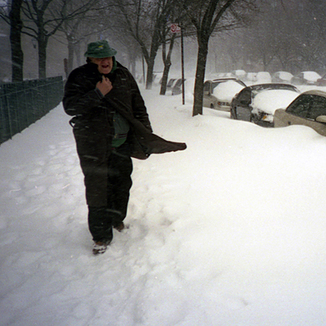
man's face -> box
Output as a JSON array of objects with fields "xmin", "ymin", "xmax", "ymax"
[{"xmin": 90, "ymin": 57, "xmax": 113, "ymax": 74}]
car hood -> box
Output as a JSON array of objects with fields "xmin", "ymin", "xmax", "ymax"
[{"xmin": 252, "ymin": 89, "xmax": 300, "ymax": 115}]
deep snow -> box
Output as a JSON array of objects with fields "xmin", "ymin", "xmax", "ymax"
[{"xmin": 1, "ymin": 86, "xmax": 326, "ymax": 325}]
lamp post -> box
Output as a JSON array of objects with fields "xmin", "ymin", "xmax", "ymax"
[{"xmin": 180, "ymin": 23, "xmax": 185, "ymax": 105}]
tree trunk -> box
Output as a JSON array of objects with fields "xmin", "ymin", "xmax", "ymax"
[
  {"xmin": 38, "ymin": 37, "xmax": 48, "ymax": 79},
  {"xmin": 160, "ymin": 34, "xmax": 176, "ymax": 95},
  {"xmin": 193, "ymin": 39, "xmax": 209, "ymax": 116},
  {"xmin": 75, "ymin": 43, "xmax": 82, "ymax": 67},
  {"xmin": 9, "ymin": 0, "xmax": 24, "ymax": 82},
  {"xmin": 144, "ymin": 19, "xmax": 162, "ymax": 90},
  {"xmin": 128, "ymin": 44, "xmax": 138, "ymax": 77},
  {"xmin": 146, "ymin": 58, "xmax": 155, "ymax": 89},
  {"xmin": 67, "ymin": 38, "xmax": 75, "ymax": 75}
]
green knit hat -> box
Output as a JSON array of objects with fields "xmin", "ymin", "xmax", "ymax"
[{"xmin": 84, "ymin": 40, "xmax": 117, "ymax": 58}]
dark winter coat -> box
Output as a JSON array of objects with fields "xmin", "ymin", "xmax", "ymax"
[{"xmin": 63, "ymin": 62, "xmax": 186, "ymax": 207}]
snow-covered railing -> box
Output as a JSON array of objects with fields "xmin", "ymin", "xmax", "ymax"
[{"xmin": 0, "ymin": 76, "xmax": 63, "ymax": 145}]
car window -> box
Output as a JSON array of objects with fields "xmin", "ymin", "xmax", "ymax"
[
  {"xmin": 286, "ymin": 94, "xmax": 311, "ymax": 118},
  {"xmin": 167, "ymin": 79, "xmax": 176, "ymax": 87},
  {"xmin": 237, "ymin": 90, "xmax": 251, "ymax": 105},
  {"xmin": 211, "ymin": 82, "xmax": 221, "ymax": 91},
  {"xmin": 287, "ymin": 94, "xmax": 326, "ymax": 120},
  {"xmin": 307, "ymin": 95, "xmax": 326, "ymax": 119},
  {"xmin": 174, "ymin": 79, "xmax": 184, "ymax": 87}
]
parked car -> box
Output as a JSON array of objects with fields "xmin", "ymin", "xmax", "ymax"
[
  {"xmin": 231, "ymin": 69, "xmax": 246, "ymax": 80},
  {"xmin": 165, "ymin": 78, "xmax": 186, "ymax": 95},
  {"xmin": 274, "ymin": 90, "xmax": 326, "ymax": 136},
  {"xmin": 153, "ymin": 72, "xmax": 163, "ymax": 86},
  {"xmin": 230, "ymin": 83, "xmax": 300, "ymax": 126},
  {"xmin": 256, "ymin": 71, "xmax": 272, "ymax": 83},
  {"xmin": 166, "ymin": 78, "xmax": 177, "ymax": 93},
  {"xmin": 203, "ymin": 77, "xmax": 246, "ymax": 111},
  {"xmin": 250, "ymin": 88, "xmax": 300, "ymax": 127},
  {"xmin": 244, "ymin": 72, "xmax": 257, "ymax": 84},
  {"xmin": 172, "ymin": 78, "xmax": 186, "ymax": 95},
  {"xmin": 316, "ymin": 73, "xmax": 326, "ymax": 86},
  {"xmin": 291, "ymin": 71, "xmax": 321, "ymax": 85},
  {"xmin": 272, "ymin": 71, "xmax": 293, "ymax": 84}
]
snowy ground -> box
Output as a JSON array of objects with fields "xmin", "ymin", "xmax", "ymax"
[{"xmin": 1, "ymin": 86, "xmax": 326, "ymax": 325}]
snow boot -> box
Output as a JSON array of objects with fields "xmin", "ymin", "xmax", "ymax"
[
  {"xmin": 114, "ymin": 222, "xmax": 126, "ymax": 232},
  {"xmin": 92, "ymin": 241, "xmax": 109, "ymax": 255}
]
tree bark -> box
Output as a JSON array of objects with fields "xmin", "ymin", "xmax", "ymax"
[
  {"xmin": 193, "ymin": 39, "xmax": 209, "ymax": 116},
  {"xmin": 145, "ymin": 57, "xmax": 155, "ymax": 90},
  {"xmin": 38, "ymin": 36, "xmax": 48, "ymax": 79},
  {"xmin": 9, "ymin": 0, "xmax": 24, "ymax": 82},
  {"xmin": 160, "ymin": 34, "xmax": 176, "ymax": 95},
  {"xmin": 67, "ymin": 37, "xmax": 75, "ymax": 76},
  {"xmin": 189, "ymin": 0, "xmax": 238, "ymax": 116},
  {"xmin": 144, "ymin": 25, "xmax": 162, "ymax": 89}
]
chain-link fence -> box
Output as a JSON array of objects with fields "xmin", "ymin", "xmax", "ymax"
[{"xmin": 0, "ymin": 76, "xmax": 64, "ymax": 145}]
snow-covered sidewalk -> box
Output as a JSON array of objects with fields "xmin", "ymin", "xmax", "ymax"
[{"xmin": 1, "ymin": 89, "xmax": 326, "ymax": 325}]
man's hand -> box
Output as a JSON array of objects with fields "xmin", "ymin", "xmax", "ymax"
[{"xmin": 96, "ymin": 75, "xmax": 113, "ymax": 96}]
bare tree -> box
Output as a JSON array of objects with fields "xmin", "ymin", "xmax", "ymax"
[
  {"xmin": 10, "ymin": 0, "xmax": 24, "ymax": 82},
  {"xmin": 58, "ymin": 0, "xmax": 107, "ymax": 76},
  {"xmin": 94, "ymin": 3, "xmax": 144, "ymax": 76},
  {"xmin": 0, "ymin": 0, "xmax": 24, "ymax": 82},
  {"xmin": 114, "ymin": 0, "xmax": 179, "ymax": 89},
  {"xmin": 160, "ymin": 32, "xmax": 177, "ymax": 95},
  {"xmin": 290, "ymin": 0, "xmax": 326, "ymax": 72},
  {"xmin": 180, "ymin": 0, "xmax": 259, "ymax": 116},
  {"xmin": 20, "ymin": 0, "xmax": 97, "ymax": 78},
  {"xmin": 159, "ymin": 7, "xmax": 192, "ymax": 95}
]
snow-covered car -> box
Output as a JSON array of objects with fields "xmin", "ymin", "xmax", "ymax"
[
  {"xmin": 250, "ymin": 88, "xmax": 300, "ymax": 127},
  {"xmin": 244, "ymin": 72, "xmax": 257, "ymax": 84},
  {"xmin": 230, "ymin": 83, "xmax": 300, "ymax": 127},
  {"xmin": 272, "ymin": 71, "xmax": 293, "ymax": 84},
  {"xmin": 316, "ymin": 73, "xmax": 326, "ymax": 86},
  {"xmin": 203, "ymin": 77, "xmax": 246, "ymax": 111},
  {"xmin": 231, "ymin": 69, "xmax": 246, "ymax": 80},
  {"xmin": 291, "ymin": 71, "xmax": 321, "ymax": 85},
  {"xmin": 256, "ymin": 71, "xmax": 272, "ymax": 84},
  {"xmin": 274, "ymin": 90, "xmax": 326, "ymax": 136}
]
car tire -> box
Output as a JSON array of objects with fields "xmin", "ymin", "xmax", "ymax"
[{"xmin": 250, "ymin": 114, "xmax": 260, "ymax": 125}]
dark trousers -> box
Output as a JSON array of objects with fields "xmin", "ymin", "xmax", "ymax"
[{"xmin": 88, "ymin": 142, "xmax": 133, "ymax": 242}]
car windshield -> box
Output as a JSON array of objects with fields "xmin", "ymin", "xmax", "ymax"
[
  {"xmin": 174, "ymin": 79, "xmax": 184, "ymax": 87},
  {"xmin": 167, "ymin": 79, "xmax": 176, "ymax": 87},
  {"xmin": 286, "ymin": 94, "xmax": 326, "ymax": 119}
]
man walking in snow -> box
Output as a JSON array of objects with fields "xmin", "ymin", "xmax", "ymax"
[{"xmin": 63, "ymin": 40, "xmax": 186, "ymax": 255}]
